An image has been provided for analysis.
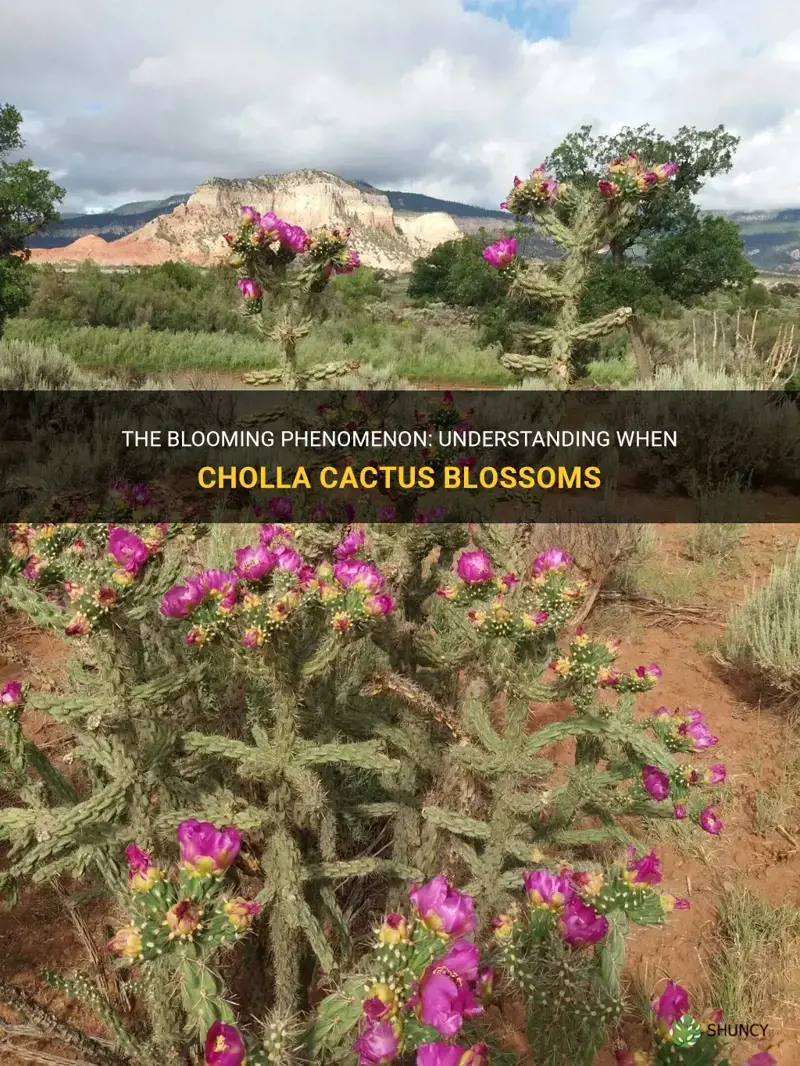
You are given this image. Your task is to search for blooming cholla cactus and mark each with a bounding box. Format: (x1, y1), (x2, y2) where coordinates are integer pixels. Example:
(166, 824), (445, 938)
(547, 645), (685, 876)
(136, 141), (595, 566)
(8, 521), (174, 636)
(225, 206), (361, 388)
(435, 545), (584, 641)
(159, 525), (395, 648)
(486, 154), (678, 385)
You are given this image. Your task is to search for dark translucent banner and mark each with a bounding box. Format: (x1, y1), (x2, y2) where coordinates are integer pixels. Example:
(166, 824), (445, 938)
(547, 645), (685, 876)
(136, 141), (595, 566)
(1, 390), (798, 523)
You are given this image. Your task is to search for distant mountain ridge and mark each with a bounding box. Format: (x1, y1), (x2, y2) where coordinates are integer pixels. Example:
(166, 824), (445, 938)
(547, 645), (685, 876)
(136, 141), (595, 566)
(28, 174), (800, 274)
(28, 186), (508, 250)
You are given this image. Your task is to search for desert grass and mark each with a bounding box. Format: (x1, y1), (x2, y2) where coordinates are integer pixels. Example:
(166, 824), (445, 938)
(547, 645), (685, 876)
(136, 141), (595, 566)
(709, 886), (800, 1024)
(6, 316), (513, 385)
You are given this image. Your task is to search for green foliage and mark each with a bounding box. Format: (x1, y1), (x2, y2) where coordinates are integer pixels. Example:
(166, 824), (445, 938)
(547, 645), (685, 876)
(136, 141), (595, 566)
(647, 216), (756, 301)
(25, 261), (249, 333)
(407, 234), (511, 309)
(547, 123), (739, 252)
(0, 102), (64, 333)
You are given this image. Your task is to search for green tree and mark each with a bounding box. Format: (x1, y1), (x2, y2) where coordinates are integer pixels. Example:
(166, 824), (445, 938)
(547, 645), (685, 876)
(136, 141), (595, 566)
(407, 233), (510, 307)
(546, 123), (739, 257)
(647, 215), (756, 301)
(0, 103), (64, 335)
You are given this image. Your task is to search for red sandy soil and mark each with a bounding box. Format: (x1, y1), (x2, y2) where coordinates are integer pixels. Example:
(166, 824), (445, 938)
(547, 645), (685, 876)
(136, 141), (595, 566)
(1, 524), (799, 1065)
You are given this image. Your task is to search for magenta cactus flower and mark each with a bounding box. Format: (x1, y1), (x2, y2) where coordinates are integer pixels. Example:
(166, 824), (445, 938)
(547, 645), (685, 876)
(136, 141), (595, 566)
(176, 819), (241, 877)
(236, 278), (263, 302)
(482, 237), (517, 269)
(635, 663), (662, 680)
(365, 593), (396, 617)
(523, 868), (574, 909)
(456, 550), (493, 585)
(624, 847), (661, 886)
(197, 569), (239, 612)
(240, 206), (260, 224)
(674, 804), (687, 820)
(642, 764), (670, 801)
(705, 764), (727, 785)
(204, 1022), (247, 1066)
(362, 983), (396, 1023)
(598, 180), (619, 199)
(107, 527), (150, 575)
(0, 681), (23, 709)
(353, 1020), (401, 1065)
(233, 544), (277, 582)
(125, 844), (161, 892)
(334, 559), (385, 593)
(745, 1053), (777, 1066)
(418, 1044), (489, 1066)
(259, 524), (293, 547)
(409, 875), (476, 937)
(654, 981), (690, 1028)
(684, 709), (719, 750)
(160, 579), (206, 619)
(417, 940), (481, 1036)
(269, 496), (294, 520)
(699, 806), (723, 835)
(531, 547), (571, 577)
(559, 896), (608, 947)
(335, 530), (366, 559)
(278, 222), (310, 254)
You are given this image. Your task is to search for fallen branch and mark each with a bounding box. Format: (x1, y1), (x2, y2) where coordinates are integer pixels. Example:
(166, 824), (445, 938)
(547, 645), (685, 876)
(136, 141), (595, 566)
(595, 590), (717, 629)
(0, 1038), (99, 1066)
(0, 984), (125, 1066)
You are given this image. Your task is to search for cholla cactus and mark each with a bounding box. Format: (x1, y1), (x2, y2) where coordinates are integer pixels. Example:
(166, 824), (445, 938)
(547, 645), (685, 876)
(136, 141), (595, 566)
(225, 207), (361, 388)
(486, 154), (678, 385)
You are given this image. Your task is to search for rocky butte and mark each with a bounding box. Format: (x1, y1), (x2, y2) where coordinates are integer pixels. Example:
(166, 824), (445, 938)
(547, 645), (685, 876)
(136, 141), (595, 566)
(30, 170), (471, 271)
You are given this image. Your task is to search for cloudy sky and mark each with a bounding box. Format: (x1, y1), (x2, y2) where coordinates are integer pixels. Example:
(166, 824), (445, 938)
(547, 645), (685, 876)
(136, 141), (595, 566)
(2, 0), (800, 214)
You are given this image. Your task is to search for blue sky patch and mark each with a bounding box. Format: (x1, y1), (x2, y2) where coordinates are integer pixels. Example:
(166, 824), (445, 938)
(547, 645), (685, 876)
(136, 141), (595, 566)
(463, 0), (573, 40)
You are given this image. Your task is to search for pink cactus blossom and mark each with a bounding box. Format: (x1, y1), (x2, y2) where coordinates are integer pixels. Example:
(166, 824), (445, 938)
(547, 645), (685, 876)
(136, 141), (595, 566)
(125, 844), (161, 892)
(482, 238), (517, 269)
(523, 868), (574, 909)
(233, 544), (277, 582)
(204, 1022), (247, 1066)
(642, 765), (670, 801)
(223, 897), (261, 932)
(699, 806), (723, 835)
(456, 550), (493, 585)
(336, 530), (366, 558)
(598, 180), (619, 199)
(160, 579), (206, 619)
(654, 981), (690, 1028)
(240, 206), (259, 224)
(705, 764), (727, 785)
(417, 1044), (489, 1066)
(334, 559), (385, 593)
(353, 1020), (401, 1065)
(107, 527), (150, 575)
(531, 547), (571, 576)
(409, 875), (476, 937)
(365, 593), (396, 617)
(625, 847), (662, 886)
(416, 940), (482, 1036)
(635, 663), (662, 679)
(176, 819), (241, 877)
(560, 896), (608, 947)
(236, 278), (263, 301)
(0, 681), (23, 709)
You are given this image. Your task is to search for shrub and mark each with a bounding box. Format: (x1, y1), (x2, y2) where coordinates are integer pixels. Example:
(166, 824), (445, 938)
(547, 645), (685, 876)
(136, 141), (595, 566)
(0, 336), (99, 389)
(717, 544), (800, 713)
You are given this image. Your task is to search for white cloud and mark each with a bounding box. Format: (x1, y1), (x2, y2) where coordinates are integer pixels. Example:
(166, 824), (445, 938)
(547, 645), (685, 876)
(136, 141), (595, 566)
(1, 0), (799, 211)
